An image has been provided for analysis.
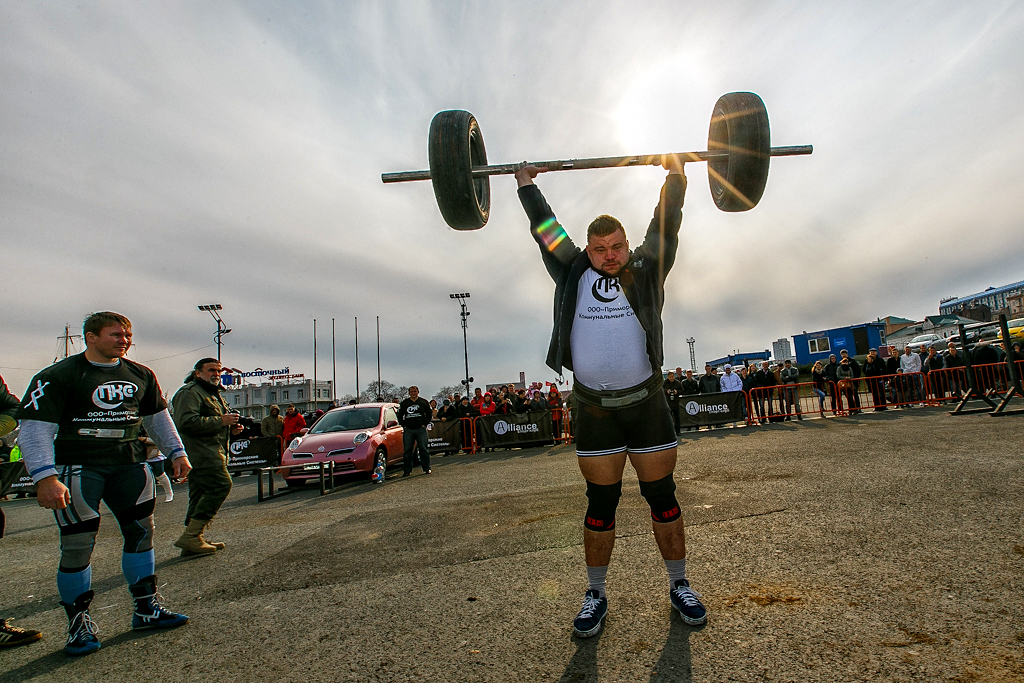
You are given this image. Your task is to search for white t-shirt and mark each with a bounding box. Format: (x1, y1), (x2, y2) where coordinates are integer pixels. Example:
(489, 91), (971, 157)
(570, 267), (651, 391)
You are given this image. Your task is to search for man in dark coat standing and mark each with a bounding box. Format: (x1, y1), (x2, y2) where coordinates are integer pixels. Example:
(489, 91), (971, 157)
(862, 348), (888, 410)
(663, 371), (683, 435)
(397, 386), (432, 477)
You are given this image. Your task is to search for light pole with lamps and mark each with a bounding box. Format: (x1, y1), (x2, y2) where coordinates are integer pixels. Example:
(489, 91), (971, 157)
(449, 293), (473, 398)
(198, 304), (230, 362)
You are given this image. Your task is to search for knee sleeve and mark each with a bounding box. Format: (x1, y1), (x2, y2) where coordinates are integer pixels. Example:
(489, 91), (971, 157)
(584, 480), (622, 532)
(59, 526), (99, 571)
(113, 500), (156, 553)
(639, 474), (681, 523)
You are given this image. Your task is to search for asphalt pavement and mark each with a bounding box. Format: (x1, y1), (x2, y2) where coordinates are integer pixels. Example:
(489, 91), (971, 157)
(1, 406), (1022, 682)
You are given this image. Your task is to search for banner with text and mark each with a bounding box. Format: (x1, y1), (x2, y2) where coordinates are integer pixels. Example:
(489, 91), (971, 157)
(677, 392), (746, 427)
(1, 461), (34, 496)
(227, 437), (281, 472)
(425, 419), (462, 453)
(476, 411), (554, 449)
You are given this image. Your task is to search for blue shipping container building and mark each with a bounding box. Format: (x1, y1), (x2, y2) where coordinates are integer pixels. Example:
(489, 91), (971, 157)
(792, 322), (887, 366)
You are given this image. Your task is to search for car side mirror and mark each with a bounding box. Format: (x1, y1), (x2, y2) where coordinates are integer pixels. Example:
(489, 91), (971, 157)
(386, 420), (398, 428)
(299, 428), (309, 435)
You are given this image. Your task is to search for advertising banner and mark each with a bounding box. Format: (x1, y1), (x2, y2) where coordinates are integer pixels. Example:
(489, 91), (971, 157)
(476, 411), (554, 449)
(425, 419), (462, 453)
(227, 437), (281, 472)
(0, 461), (34, 496)
(677, 392), (746, 427)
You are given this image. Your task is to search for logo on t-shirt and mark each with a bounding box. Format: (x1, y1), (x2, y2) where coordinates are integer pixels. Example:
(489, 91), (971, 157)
(591, 277), (620, 303)
(91, 381), (139, 410)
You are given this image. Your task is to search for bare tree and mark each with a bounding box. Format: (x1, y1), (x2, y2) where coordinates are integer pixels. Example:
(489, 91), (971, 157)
(359, 380), (408, 403)
(433, 384), (462, 401)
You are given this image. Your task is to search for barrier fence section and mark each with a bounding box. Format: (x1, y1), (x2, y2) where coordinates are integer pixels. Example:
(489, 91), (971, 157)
(747, 383), (836, 422)
(835, 372), (930, 414)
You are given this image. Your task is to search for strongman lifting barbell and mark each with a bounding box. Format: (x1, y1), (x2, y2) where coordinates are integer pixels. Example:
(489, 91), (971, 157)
(381, 91), (812, 231)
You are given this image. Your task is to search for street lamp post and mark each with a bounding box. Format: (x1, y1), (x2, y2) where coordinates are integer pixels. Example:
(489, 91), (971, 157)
(198, 304), (230, 362)
(449, 293), (473, 398)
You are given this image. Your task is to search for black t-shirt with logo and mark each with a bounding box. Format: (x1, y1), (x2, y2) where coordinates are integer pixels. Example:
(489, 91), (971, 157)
(17, 353), (166, 466)
(397, 397), (432, 429)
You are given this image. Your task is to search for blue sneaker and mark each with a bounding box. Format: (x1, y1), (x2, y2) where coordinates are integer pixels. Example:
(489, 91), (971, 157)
(572, 589), (608, 638)
(61, 590), (101, 656)
(129, 576), (189, 630)
(671, 579), (707, 625)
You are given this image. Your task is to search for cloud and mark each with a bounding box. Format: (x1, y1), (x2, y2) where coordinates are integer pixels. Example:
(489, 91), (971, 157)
(2, 1), (1023, 396)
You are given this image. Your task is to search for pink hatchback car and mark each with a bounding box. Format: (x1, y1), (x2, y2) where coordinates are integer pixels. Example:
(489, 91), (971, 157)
(280, 403), (404, 487)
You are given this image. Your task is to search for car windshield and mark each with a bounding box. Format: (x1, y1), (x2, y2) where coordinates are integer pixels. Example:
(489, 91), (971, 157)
(910, 335), (935, 343)
(309, 408), (380, 434)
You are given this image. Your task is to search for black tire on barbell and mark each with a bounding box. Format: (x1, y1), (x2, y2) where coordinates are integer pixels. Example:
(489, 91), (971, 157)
(428, 110), (490, 230)
(707, 92), (771, 212)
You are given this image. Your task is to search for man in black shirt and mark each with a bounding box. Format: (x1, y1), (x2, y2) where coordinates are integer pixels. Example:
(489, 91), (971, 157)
(663, 371), (683, 435)
(862, 348), (888, 410)
(397, 386), (432, 476)
(16, 312), (192, 656)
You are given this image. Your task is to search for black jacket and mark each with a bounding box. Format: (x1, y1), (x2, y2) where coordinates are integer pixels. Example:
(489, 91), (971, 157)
(680, 378), (700, 396)
(519, 174), (686, 376)
(698, 373), (720, 394)
(824, 361), (840, 382)
(397, 397), (432, 429)
(943, 352), (965, 368)
(664, 379), (683, 404)
(885, 356), (901, 374)
(863, 356), (887, 377)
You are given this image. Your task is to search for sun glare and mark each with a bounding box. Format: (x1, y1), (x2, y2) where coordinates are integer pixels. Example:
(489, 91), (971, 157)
(615, 53), (718, 156)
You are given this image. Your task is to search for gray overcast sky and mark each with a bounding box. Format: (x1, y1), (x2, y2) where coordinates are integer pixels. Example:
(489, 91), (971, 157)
(3, 1), (1023, 397)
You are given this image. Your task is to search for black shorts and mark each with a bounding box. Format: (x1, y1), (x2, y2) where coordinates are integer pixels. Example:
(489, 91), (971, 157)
(574, 390), (678, 457)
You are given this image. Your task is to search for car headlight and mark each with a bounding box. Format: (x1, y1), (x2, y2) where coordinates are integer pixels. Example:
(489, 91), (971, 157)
(288, 437), (302, 451)
(353, 432), (369, 444)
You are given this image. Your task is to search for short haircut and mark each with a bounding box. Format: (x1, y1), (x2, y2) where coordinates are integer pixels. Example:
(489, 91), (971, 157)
(409, 385), (419, 392)
(83, 311), (131, 338)
(587, 215), (625, 242)
(194, 357), (220, 371)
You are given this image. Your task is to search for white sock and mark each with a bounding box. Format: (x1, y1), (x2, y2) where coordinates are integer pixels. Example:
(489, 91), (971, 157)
(586, 565), (608, 599)
(665, 557), (686, 588)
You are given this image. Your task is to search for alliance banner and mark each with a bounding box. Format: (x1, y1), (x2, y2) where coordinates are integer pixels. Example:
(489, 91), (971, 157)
(425, 419), (462, 453)
(0, 461), (34, 496)
(227, 436), (281, 472)
(476, 412), (554, 449)
(677, 391), (746, 427)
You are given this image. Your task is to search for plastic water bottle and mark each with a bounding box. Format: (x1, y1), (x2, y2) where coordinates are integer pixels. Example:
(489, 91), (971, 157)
(372, 462), (385, 484)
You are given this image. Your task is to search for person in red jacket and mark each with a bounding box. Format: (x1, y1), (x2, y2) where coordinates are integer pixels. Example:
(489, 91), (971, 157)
(282, 404), (306, 445)
(548, 388), (564, 440)
(478, 393), (497, 416)
(470, 387), (484, 412)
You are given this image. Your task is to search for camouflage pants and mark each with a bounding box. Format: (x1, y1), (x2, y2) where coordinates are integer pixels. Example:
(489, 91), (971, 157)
(184, 464), (232, 525)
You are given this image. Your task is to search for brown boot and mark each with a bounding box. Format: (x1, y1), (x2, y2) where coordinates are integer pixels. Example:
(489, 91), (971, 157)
(173, 519), (217, 556)
(200, 521), (225, 551)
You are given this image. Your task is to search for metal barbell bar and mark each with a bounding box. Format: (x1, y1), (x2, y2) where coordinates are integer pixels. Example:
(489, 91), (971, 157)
(381, 145), (813, 184)
(383, 92), (812, 230)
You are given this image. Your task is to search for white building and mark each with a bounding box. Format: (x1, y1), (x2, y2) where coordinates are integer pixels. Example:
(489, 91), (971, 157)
(771, 338), (794, 362)
(221, 377), (334, 420)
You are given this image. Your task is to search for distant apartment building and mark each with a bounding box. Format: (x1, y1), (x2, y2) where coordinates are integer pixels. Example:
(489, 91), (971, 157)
(220, 377), (334, 420)
(939, 279), (1024, 319)
(771, 338), (794, 362)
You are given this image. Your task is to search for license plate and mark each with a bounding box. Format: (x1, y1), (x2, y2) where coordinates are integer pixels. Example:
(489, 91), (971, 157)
(303, 465), (322, 471)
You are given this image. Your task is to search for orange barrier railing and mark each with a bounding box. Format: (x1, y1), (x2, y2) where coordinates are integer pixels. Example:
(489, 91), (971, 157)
(922, 367), (968, 404)
(836, 371), (927, 414)
(747, 382), (837, 422)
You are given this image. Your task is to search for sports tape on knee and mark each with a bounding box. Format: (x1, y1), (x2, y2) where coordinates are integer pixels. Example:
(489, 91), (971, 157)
(584, 480), (622, 532)
(639, 474), (681, 523)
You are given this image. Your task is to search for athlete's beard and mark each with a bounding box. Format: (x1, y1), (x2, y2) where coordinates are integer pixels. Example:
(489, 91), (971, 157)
(595, 265), (621, 278)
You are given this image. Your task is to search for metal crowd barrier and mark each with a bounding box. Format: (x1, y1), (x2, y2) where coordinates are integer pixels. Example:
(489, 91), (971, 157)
(256, 460), (341, 502)
(747, 382), (836, 422)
